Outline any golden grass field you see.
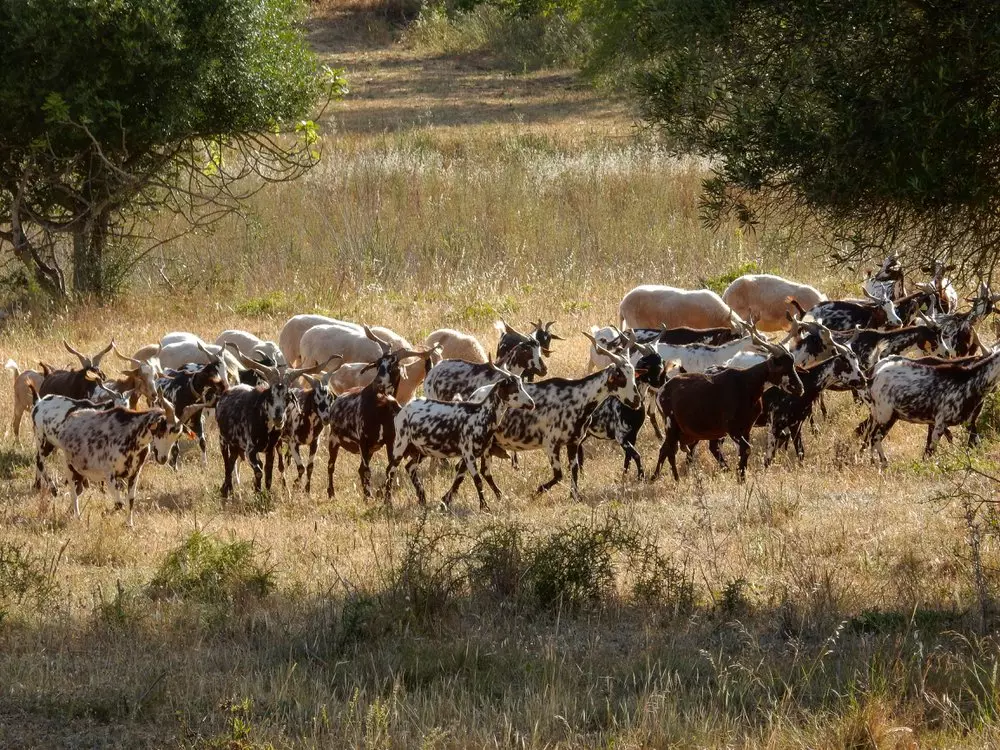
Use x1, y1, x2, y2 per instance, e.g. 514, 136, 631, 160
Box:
2, 4, 1000, 748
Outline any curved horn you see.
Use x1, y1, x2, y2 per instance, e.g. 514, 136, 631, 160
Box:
91, 340, 115, 367
196, 340, 223, 365
63, 340, 89, 367
112, 343, 144, 368
363, 324, 391, 355
582, 330, 624, 366
225, 342, 277, 382
284, 354, 343, 384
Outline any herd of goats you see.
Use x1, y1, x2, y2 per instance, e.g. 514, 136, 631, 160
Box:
5, 256, 1000, 525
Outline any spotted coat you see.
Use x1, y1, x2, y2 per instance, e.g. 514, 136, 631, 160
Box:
216, 383, 290, 497
386, 373, 534, 510
866, 348, 1000, 464
57, 406, 189, 526
157, 359, 229, 467
424, 343, 545, 402
491, 360, 643, 501
30, 393, 122, 492
803, 296, 902, 331
577, 350, 671, 480
276, 379, 335, 493
757, 352, 867, 465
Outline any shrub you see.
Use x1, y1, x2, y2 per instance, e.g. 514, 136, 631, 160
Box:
147, 531, 274, 605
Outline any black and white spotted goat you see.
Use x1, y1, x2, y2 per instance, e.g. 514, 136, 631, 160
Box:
488, 333, 643, 501
866, 344, 1000, 464
156, 342, 230, 467
324, 327, 430, 499
215, 347, 337, 498
424, 330, 546, 402
576, 340, 678, 480
800, 289, 902, 331
385, 364, 535, 510
276, 372, 337, 493
493, 320, 553, 382
757, 340, 867, 465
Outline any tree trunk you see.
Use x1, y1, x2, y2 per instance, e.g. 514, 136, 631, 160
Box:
72, 213, 108, 299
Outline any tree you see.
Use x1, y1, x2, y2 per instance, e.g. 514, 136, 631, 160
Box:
590, 0, 1000, 276
0, 0, 345, 300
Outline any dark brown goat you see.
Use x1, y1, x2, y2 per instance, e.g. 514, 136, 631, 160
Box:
652, 339, 803, 482
38, 340, 114, 400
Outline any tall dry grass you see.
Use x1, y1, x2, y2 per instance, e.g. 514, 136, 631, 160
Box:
1, 116, 1000, 748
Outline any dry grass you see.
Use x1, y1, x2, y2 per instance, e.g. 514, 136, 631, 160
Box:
3, 6, 1000, 749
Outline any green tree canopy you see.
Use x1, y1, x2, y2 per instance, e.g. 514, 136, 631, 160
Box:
592, 0, 1000, 276
0, 0, 343, 299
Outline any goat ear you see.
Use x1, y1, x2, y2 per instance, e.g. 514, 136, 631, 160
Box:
85, 370, 102, 382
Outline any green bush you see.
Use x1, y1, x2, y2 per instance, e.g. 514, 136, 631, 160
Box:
147, 531, 274, 605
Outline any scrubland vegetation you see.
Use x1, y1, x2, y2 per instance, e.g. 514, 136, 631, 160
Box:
2, 2, 1000, 748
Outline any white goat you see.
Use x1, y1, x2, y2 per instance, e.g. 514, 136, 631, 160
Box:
424, 328, 488, 364
619, 284, 741, 330
722, 274, 827, 332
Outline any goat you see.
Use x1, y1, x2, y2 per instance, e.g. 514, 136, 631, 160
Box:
652, 336, 803, 482
54, 401, 195, 526
30, 390, 128, 492
722, 274, 827, 332
276, 372, 337, 493
587, 324, 739, 371
488, 335, 643, 501
156, 342, 231, 466
619, 284, 742, 330
324, 327, 430, 499
216, 349, 337, 498
916, 260, 959, 314
36, 340, 114, 399
424, 328, 489, 364
6, 359, 45, 439
494, 320, 552, 382
866, 346, 1000, 464
836, 315, 952, 371
803, 290, 902, 331
299, 322, 428, 403
386, 365, 535, 510
215, 330, 287, 368
425, 337, 546, 402
576, 344, 677, 480
757, 345, 867, 465
107, 345, 162, 408
803, 289, 903, 331
862, 254, 906, 300
931, 282, 1000, 357
156, 339, 243, 384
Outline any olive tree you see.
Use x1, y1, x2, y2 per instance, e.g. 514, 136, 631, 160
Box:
591, 0, 1000, 276
0, 0, 344, 299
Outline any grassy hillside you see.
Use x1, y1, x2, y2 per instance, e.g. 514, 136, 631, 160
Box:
1, 3, 1000, 748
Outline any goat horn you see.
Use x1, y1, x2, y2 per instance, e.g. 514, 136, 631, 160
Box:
91, 340, 115, 367
363, 324, 391, 355
112, 343, 143, 367
285, 354, 342, 383
196, 340, 224, 366
63, 340, 88, 367
225, 342, 277, 383
582, 330, 624, 366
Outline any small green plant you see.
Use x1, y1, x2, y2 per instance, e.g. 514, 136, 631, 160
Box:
701, 261, 763, 295
467, 520, 526, 603
147, 531, 274, 605
233, 291, 287, 318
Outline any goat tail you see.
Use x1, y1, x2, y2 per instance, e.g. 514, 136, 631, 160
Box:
4, 358, 19, 379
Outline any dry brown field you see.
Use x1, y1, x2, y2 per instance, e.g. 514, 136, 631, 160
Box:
2, 3, 1000, 748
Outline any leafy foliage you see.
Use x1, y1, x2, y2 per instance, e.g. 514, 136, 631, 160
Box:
0, 0, 343, 299
147, 530, 274, 605
593, 0, 1000, 277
